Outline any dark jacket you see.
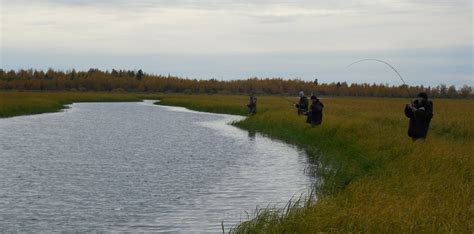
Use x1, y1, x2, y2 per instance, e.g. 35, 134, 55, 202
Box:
247, 96, 257, 115
306, 100, 324, 125
296, 96, 309, 114
404, 100, 433, 139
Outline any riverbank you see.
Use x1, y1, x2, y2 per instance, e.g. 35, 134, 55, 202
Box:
0, 92, 162, 118
1, 92, 472, 232
157, 95, 472, 233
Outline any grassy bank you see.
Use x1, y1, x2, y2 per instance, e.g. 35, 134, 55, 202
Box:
157, 95, 473, 233
1, 92, 472, 232
0, 92, 162, 118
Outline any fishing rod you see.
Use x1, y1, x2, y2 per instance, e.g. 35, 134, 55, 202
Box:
347, 59, 418, 120
271, 94, 298, 108
281, 96, 297, 106
347, 59, 412, 98
279, 79, 318, 107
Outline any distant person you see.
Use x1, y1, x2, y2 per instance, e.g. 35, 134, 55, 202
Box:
306, 95, 324, 127
247, 93, 257, 115
295, 91, 309, 115
404, 92, 433, 141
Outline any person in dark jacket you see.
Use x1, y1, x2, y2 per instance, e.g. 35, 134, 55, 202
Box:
295, 91, 309, 115
404, 92, 433, 141
247, 93, 257, 115
306, 95, 324, 127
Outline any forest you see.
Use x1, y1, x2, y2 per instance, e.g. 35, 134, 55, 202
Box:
0, 68, 471, 98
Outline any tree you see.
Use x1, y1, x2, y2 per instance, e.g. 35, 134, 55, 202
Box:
460, 85, 472, 98
447, 85, 458, 98
0, 68, 471, 98
70, 69, 77, 80
439, 84, 448, 98
111, 69, 119, 77
136, 69, 144, 81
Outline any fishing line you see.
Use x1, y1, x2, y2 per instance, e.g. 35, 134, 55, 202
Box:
277, 79, 318, 107
347, 59, 412, 98
279, 95, 298, 106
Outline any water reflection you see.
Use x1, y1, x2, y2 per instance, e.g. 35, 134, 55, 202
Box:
247, 130, 257, 141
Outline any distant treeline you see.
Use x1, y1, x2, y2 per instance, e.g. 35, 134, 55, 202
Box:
0, 68, 472, 98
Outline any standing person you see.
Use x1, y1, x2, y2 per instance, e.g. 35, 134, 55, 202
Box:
295, 91, 309, 115
306, 95, 324, 127
404, 92, 433, 141
247, 93, 257, 115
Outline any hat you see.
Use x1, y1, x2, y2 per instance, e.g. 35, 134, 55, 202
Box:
299, 91, 305, 97
310, 95, 318, 100
417, 92, 428, 99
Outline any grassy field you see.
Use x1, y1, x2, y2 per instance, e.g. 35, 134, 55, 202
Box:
158, 95, 473, 233
1, 92, 472, 232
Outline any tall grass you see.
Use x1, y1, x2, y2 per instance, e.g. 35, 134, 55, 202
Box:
157, 95, 473, 233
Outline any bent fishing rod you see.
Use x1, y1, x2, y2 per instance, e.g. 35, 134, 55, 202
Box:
346, 58, 412, 98
347, 58, 418, 120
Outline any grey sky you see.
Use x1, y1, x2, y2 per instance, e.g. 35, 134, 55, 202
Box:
1, 0, 472, 86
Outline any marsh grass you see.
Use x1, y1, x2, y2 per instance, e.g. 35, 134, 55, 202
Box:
158, 95, 473, 233
229, 187, 319, 234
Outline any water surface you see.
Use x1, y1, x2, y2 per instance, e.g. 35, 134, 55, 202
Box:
0, 101, 313, 232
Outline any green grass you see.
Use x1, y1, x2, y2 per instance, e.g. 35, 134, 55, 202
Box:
157, 95, 473, 233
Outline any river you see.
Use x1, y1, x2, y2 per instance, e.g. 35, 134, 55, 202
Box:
0, 100, 314, 232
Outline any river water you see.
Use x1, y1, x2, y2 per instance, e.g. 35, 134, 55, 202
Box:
0, 100, 314, 232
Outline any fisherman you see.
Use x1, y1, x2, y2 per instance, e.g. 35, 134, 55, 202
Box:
247, 93, 257, 115
306, 95, 324, 127
295, 91, 309, 115
404, 92, 433, 141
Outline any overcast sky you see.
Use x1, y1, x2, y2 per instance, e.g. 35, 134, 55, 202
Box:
1, 0, 472, 86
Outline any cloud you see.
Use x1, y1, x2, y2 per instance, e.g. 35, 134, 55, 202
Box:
239, 5, 356, 23
5, 0, 471, 8
2, 0, 471, 52
1, 0, 472, 85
